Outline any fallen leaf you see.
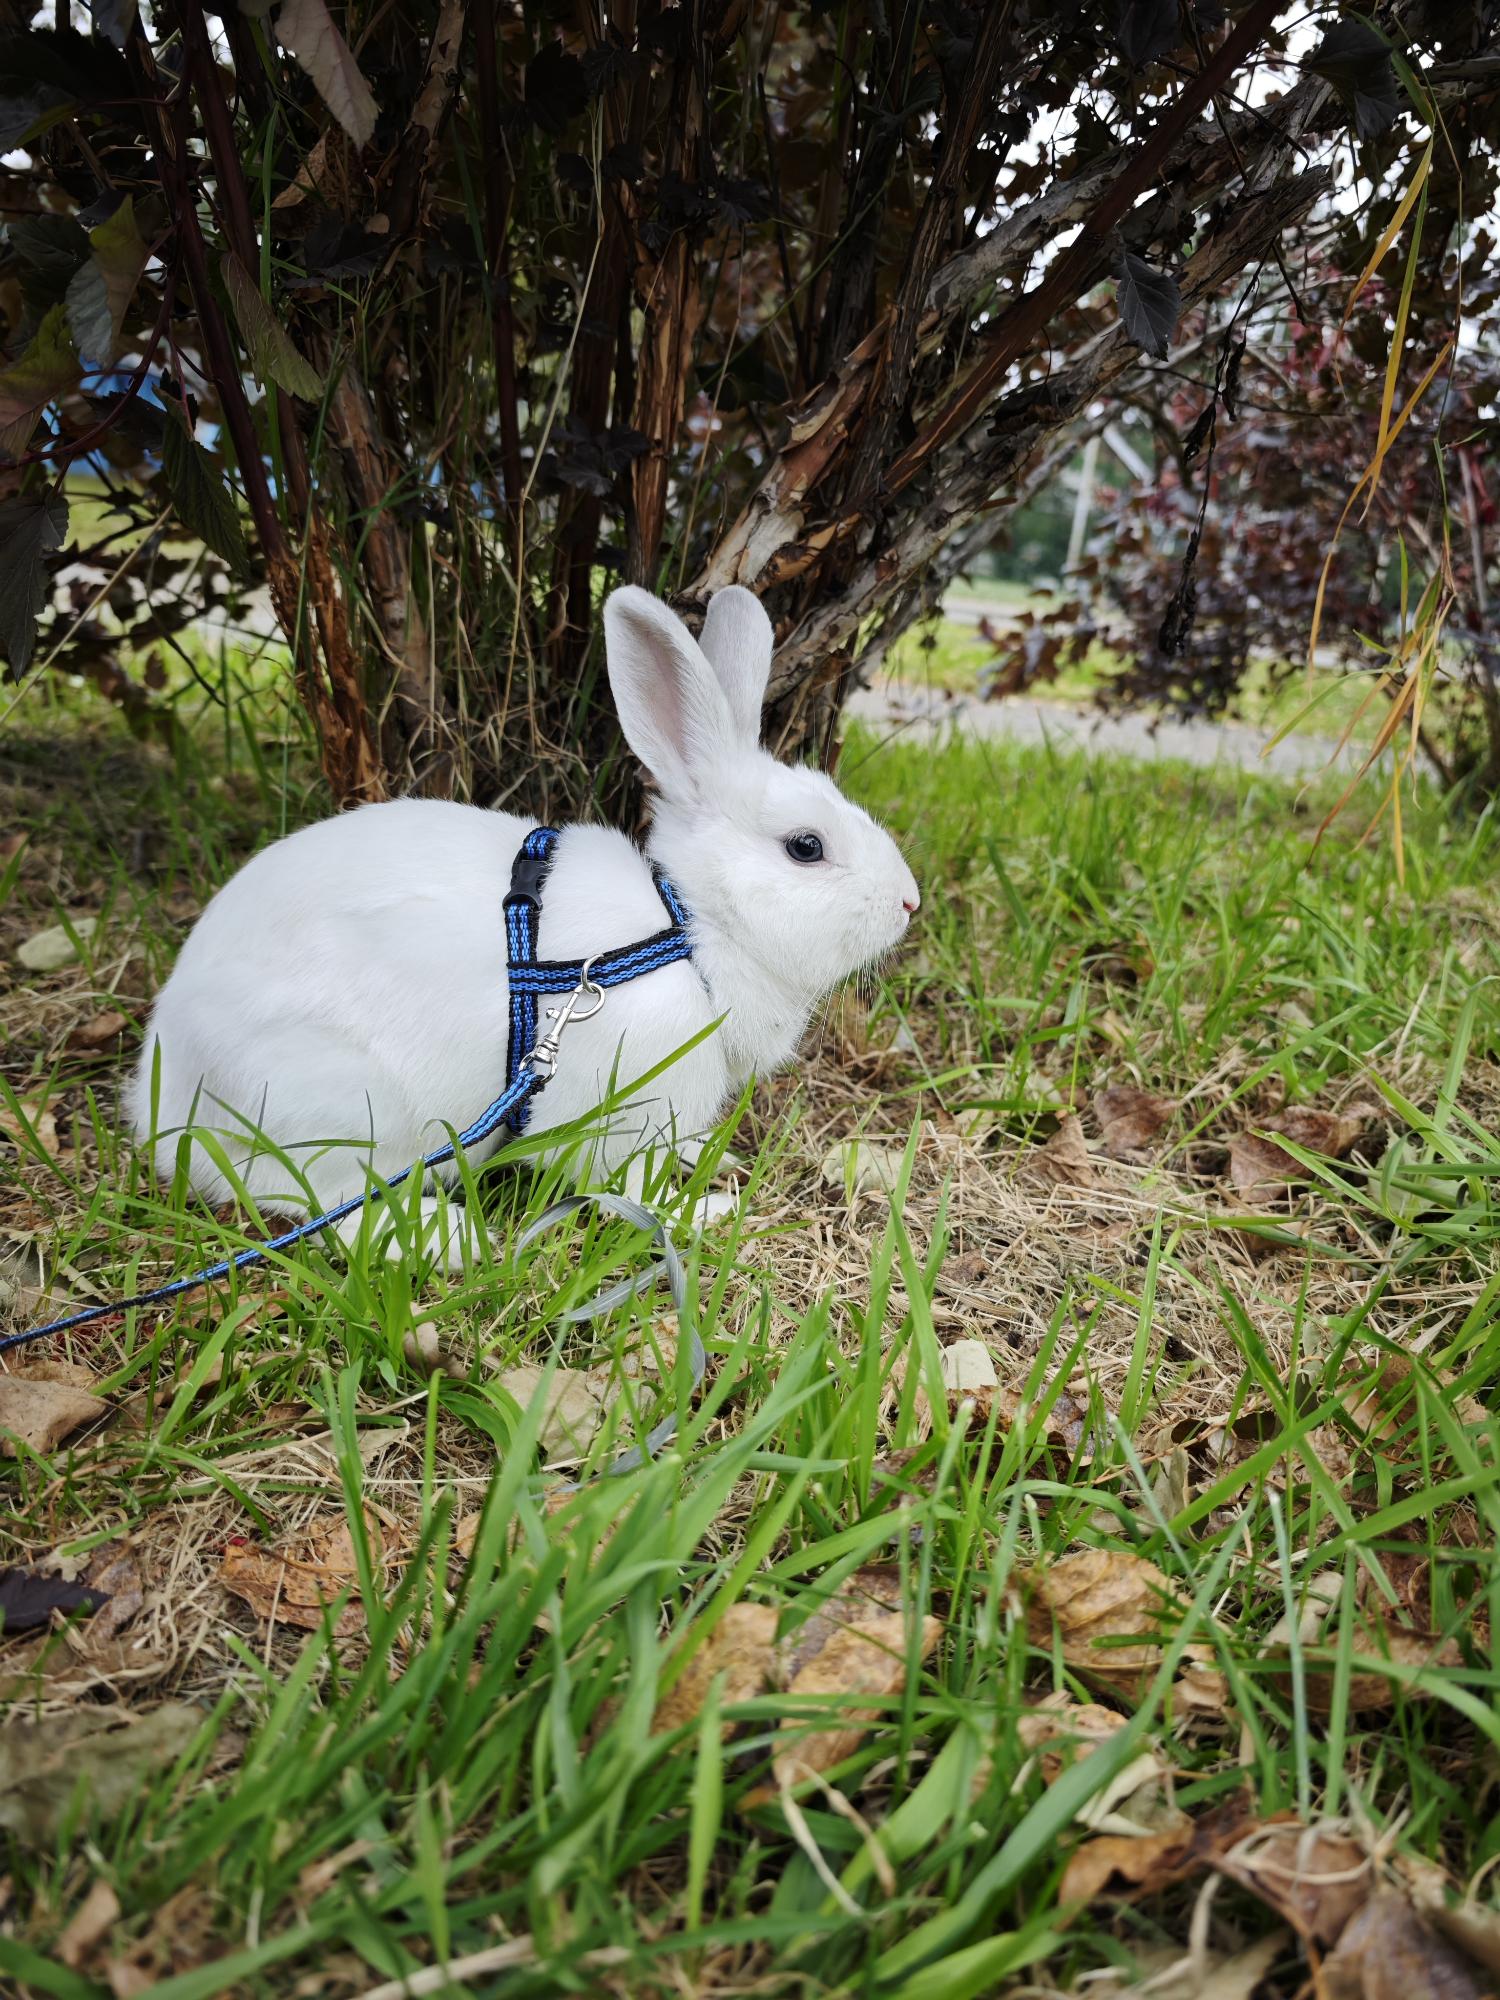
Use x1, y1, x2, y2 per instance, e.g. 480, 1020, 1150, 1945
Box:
0, 1369, 109, 1456
1340, 1351, 1489, 1442
1226, 1109, 1376, 1261
403, 1320, 466, 1380
1228, 1130, 1299, 1199
1217, 1818, 1371, 1948
1023, 1551, 1180, 1697
0, 1702, 203, 1845
0, 1241, 73, 1323
17, 916, 97, 971
275, 0, 379, 146
0, 1566, 111, 1632
0, 1631, 177, 1703
1029, 1113, 1097, 1188
1017, 1696, 1180, 1835
56, 1878, 122, 1968
68, 1010, 129, 1052
1272, 1103, 1379, 1158
1323, 1887, 1491, 1998
0, 1094, 60, 1155
1300, 1618, 1464, 1714
940, 1338, 999, 1396
271, 128, 364, 213
912, 1342, 1088, 1457
1397, 1857, 1500, 1977
1093, 1086, 1174, 1161
84, 1543, 145, 1642
490, 1362, 604, 1460
1060, 1799, 1249, 1905
652, 1603, 780, 1734
819, 1138, 905, 1197
745, 1566, 941, 1805
101, 1880, 222, 1996
220, 1514, 379, 1637
1017, 1692, 1127, 1786
1072, 1932, 1288, 1999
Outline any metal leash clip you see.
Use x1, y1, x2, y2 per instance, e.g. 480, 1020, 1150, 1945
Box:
526, 957, 605, 1080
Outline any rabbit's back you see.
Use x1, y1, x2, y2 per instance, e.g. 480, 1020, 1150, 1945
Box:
130, 801, 694, 1206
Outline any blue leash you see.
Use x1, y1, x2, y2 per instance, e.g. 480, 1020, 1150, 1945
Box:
0, 1062, 543, 1357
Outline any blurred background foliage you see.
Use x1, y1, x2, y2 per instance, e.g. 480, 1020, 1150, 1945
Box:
0, 0, 1495, 813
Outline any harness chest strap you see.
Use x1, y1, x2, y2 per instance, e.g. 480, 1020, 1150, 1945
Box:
501, 825, 695, 1132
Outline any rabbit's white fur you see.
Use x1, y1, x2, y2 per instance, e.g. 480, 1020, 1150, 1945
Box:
128, 586, 920, 1258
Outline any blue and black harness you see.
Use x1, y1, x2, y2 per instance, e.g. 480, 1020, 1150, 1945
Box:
3, 829, 697, 1362
501, 825, 694, 1132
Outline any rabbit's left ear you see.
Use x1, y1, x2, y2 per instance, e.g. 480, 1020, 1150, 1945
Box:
605, 587, 738, 798
697, 587, 773, 748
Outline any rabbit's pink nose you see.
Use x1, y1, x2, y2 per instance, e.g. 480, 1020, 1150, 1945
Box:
902, 893, 920, 914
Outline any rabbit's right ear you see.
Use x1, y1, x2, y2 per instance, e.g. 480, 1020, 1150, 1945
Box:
697, 587, 773, 747
604, 587, 737, 797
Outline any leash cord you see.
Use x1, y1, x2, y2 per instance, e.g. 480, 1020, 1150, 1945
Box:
0, 1068, 707, 1479
0, 1065, 542, 1358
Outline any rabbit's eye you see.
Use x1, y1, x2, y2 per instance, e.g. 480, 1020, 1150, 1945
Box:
784, 832, 824, 864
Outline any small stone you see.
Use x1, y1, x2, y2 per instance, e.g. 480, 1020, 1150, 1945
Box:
18, 918, 97, 972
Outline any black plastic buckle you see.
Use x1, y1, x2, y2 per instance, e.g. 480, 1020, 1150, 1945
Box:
508, 847, 555, 907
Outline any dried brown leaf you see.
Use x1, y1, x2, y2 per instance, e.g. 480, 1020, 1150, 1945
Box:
1296, 1618, 1465, 1714
1397, 1857, 1500, 1977
1323, 1887, 1492, 1999
56, 1878, 122, 1969
274, 0, 379, 147
220, 1513, 379, 1637
402, 1320, 466, 1380
1029, 1113, 1097, 1188
652, 1603, 780, 1735
1272, 1103, 1378, 1158
1077, 939, 1155, 987
1217, 1819, 1372, 1947
490, 1363, 604, 1460
271, 128, 364, 215
1060, 1800, 1250, 1905
1228, 1130, 1300, 1200
1093, 1086, 1174, 1161
918, 1344, 1088, 1457
1071, 1932, 1288, 1999
0, 1369, 108, 1456
67, 1010, 129, 1053
745, 1566, 941, 1804
0, 1702, 203, 1846
1022, 1551, 1189, 1699
1017, 1692, 1126, 1785
1224, 1096, 1384, 1216
84, 1542, 145, 1643
1340, 1351, 1489, 1441
0, 1094, 60, 1155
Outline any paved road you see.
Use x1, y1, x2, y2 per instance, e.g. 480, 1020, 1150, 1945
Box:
844, 681, 1369, 781
180, 588, 1371, 784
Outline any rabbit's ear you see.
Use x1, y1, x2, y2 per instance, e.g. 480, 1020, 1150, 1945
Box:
697, 587, 773, 747
604, 587, 737, 796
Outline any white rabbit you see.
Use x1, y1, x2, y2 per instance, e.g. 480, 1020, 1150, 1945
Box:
128, 586, 920, 1264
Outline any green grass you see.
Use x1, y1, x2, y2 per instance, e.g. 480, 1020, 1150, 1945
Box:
3, 692, 1499, 1997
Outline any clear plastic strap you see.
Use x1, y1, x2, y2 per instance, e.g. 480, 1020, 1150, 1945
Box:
514, 1192, 705, 1479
